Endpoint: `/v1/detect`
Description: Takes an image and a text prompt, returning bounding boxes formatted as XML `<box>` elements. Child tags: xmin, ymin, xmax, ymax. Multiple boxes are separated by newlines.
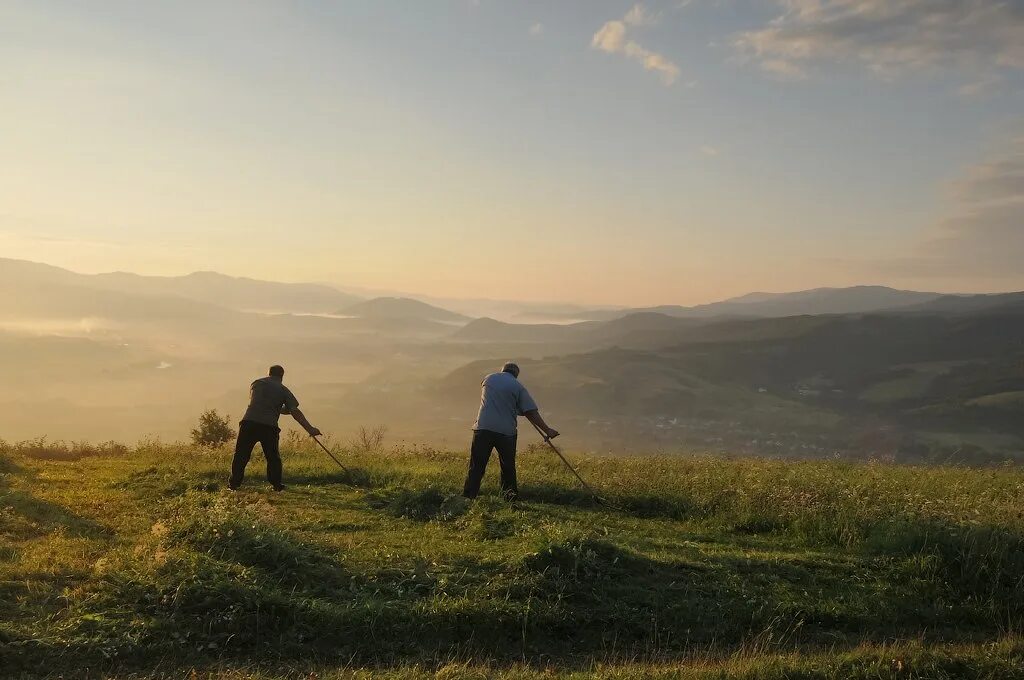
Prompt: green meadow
<box><xmin>2</xmin><ymin>436</ymin><xmax>1023</xmax><ymax>679</ymax></box>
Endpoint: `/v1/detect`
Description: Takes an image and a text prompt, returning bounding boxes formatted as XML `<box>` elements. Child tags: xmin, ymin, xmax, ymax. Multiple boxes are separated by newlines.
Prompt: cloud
<box><xmin>699</xmin><ymin>145</ymin><xmax>720</xmax><ymax>156</ymax></box>
<box><xmin>854</xmin><ymin>130</ymin><xmax>1024</xmax><ymax>280</ymax></box>
<box><xmin>735</xmin><ymin>0</ymin><xmax>1024</xmax><ymax>83</ymax></box>
<box><xmin>529</xmin><ymin>22</ymin><xmax>544</xmax><ymax>37</ymax></box>
<box><xmin>957</xmin><ymin>73</ymin><xmax>1004</xmax><ymax>98</ymax></box>
<box><xmin>759</xmin><ymin>58</ymin><xmax>808</xmax><ymax>80</ymax></box>
<box><xmin>624</xmin><ymin>4</ymin><xmax>659</xmax><ymax>26</ymax></box>
<box><xmin>592</xmin><ymin>5</ymin><xmax>681</xmax><ymax>85</ymax></box>
<box><xmin>593</xmin><ymin>20</ymin><xmax>628</xmax><ymax>52</ymax></box>
<box><xmin>923</xmin><ymin>133</ymin><xmax>1024</xmax><ymax>273</ymax></box>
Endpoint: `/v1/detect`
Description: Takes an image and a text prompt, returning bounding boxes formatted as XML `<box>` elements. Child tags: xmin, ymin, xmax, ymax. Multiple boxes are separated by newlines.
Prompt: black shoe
<box><xmin>227</xmin><ymin>482</ymin><xmax>240</xmax><ymax>491</ymax></box>
<box><xmin>272</xmin><ymin>484</ymin><xmax>286</xmax><ymax>492</ymax></box>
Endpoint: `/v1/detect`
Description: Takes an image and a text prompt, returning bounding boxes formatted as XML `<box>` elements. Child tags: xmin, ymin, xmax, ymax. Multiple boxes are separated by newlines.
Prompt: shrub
<box><xmin>350</xmin><ymin>424</ymin><xmax>388</xmax><ymax>453</ymax></box>
<box><xmin>190</xmin><ymin>410</ymin><xmax>233</xmax><ymax>448</ymax></box>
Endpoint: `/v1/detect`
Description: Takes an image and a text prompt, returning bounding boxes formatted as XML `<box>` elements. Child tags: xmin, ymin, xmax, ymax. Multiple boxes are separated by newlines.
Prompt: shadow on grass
<box><xmin>365</xmin><ymin>486</ymin><xmax>471</xmax><ymax>522</ymax></box>
<box><xmin>284</xmin><ymin>467</ymin><xmax>376</xmax><ymax>488</ymax></box>
<box><xmin>0</xmin><ymin>452</ymin><xmax>21</xmax><ymax>475</ymax></box>
<box><xmin>518</xmin><ymin>482</ymin><xmax>694</xmax><ymax>521</ymax></box>
<box><xmin>115</xmin><ymin>465</ymin><xmax>193</xmax><ymax>497</ymax></box>
<box><xmin>0</xmin><ymin>490</ymin><xmax>113</xmax><ymax>540</ymax></box>
<box><xmin>1</xmin><ymin>459</ymin><xmax>110</xmax><ymax>540</ymax></box>
<box><xmin>121</xmin><ymin>463</ymin><xmax>377</xmax><ymax>498</ymax></box>
<box><xmin>12</xmin><ymin>514</ymin><xmax>1024</xmax><ymax>676</ymax></box>
<box><xmin>862</xmin><ymin>518</ymin><xmax>1024</xmax><ymax>611</ymax></box>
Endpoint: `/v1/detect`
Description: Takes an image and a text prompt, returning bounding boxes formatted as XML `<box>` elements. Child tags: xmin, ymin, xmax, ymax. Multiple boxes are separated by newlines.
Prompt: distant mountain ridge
<box><xmin>7</xmin><ymin>257</ymin><xmax>1024</xmax><ymax>332</ymax></box>
<box><xmin>435</xmin><ymin>300</ymin><xmax>1024</xmax><ymax>458</ymax></box>
<box><xmin>0</xmin><ymin>258</ymin><xmax>362</xmax><ymax>314</ymax></box>
<box><xmin>452</xmin><ymin>312</ymin><xmax>710</xmax><ymax>348</ymax></box>
<box><xmin>0</xmin><ymin>259</ymin><xmax>241</xmax><ymax>324</ymax></box>
<box><xmin>5</xmin><ymin>256</ymin><xmax>1024</xmax><ymax>457</ymax></box>
<box><xmin>92</xmin><ymin>270</ymin><xmax>362</xmax><ymax>313</ymax></box>
<box><xmin>908</xmin><ymin>291</ymin><xmax>1024</xmax><ymax>315</ymax></box>
<box><xmin>561</xmin><ymin>286</ymin><xmax>949</xmax><ymax>322</ymax></box>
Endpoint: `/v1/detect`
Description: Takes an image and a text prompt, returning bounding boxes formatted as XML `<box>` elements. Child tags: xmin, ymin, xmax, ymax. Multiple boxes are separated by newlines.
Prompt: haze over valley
<box><xmin>4</xmin><ymin>257</ymin><xmax>1021</xmax><ymax>464</ymax></box>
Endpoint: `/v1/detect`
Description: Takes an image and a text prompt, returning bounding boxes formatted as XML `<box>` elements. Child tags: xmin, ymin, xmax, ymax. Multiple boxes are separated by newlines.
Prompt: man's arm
<box><xmin>523</xmin><ymin>410</ymin><xmax>559</xmax><ymax>439</ymax></box>
<box><xmin>289</xmin><ymin>407</ymin><xmax>322</xmax><ymax>437</ymax></box>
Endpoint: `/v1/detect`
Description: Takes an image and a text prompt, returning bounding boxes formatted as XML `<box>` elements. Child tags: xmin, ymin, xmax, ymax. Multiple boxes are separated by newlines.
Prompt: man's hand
<box><xmin>524</xmin><ymin>410</ymin><xmax>559</xmax><ymax>441</ymax></box>
<box><xmin>290</xmin><ymin>407</ymin><xmax>320</xmax><ymax>438</ymax></box>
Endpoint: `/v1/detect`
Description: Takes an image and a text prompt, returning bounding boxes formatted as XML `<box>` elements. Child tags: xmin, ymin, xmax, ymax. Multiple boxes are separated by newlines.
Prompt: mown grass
<box><xmin>1</xmin><ymin>435</ymin><xmax>1023</xmax><ymax>678</ymax></box>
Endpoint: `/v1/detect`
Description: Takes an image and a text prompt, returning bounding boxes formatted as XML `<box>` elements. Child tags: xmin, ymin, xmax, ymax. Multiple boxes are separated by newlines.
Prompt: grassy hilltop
<box><xmin>2</xmin><ymin>437</ymin><xmax>1024</xmax><ymax>678</ymax></box>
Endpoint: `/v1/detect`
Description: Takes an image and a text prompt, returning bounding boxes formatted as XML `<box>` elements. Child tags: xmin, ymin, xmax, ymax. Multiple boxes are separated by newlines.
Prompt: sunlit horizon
<box><xmin>6</xmin><ymin>252</ymin><xmax>1024</xmax><ymax>311</ymax></box>
<box><xmin>3</xmin><ymin>1</ymin><xmax>1022</xmax><ymax>306</ymax></box>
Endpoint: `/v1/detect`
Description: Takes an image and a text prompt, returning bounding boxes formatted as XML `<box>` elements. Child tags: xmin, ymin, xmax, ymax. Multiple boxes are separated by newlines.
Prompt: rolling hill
<box><xmin>5</xmin><ymin>256</ymin><xmax>1024</xmax><ymax>458</ymax></box>
<box><xmin>910</xmin><ymin>291</ymin><xmax>1024</xmax><ymax>315</ymax></box>
<box><xmin>452</xmin><ymin>317</ymin><xmax>587</xmax><ymax>344</ymax></box>
<box><xmin>91</xmin><ymin>270</ymin><xmax>362</xmax><ymax>313</ymax></box>
<box><xmin>451</xmin><ymin>312</ymin><xmax>710</xmax><ymax>348</ymax></box>
<box><xmin>0</xmin><ymin>258</ymin><xmax>361</xmax><ymax>315</ymax></box>
<box><xmin>570</xmin><ymin>286</ymin><xmax>947</xmax><ymax>322</ymax></box>
<box><xmin>339</xmin><ymin>296</ymin><xmax>472</xmax><ymax>324</ymax></box>
<box><xmin>0</xmin><ymin>259</ymin><xmax>465</xmax><ymax>346</ymax></box>
<box><xmin>0</xmin><ymin>273</ymin><xmax>245</xmax><ymax>342</ymax></box>
<box><xmin>432</xmin><ymin>301</ymin><xmax>1024</xmax><ymax>460</ymax></box>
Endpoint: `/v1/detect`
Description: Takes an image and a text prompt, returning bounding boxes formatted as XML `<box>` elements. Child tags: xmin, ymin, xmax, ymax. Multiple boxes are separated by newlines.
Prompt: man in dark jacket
<box><xmin>462</xmin><ymin>362</ymin><xmax>559</xmax><ymax>501</ymax></box>
<box><xmin>228</xmin><ymin>364</ymin><xmax>320</xmax><ymax>491</ymax></box>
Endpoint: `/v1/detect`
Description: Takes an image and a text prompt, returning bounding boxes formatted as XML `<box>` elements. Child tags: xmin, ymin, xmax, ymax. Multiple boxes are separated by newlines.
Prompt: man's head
<box><xmin>501</xmin><ymin>362</ymin><xmax>520</xmax><ymax>379</ymax></box>
<box><xmin>269</xmin><ymin>365</ymin><xmax>285</xmax><ymax>380</ymax></box>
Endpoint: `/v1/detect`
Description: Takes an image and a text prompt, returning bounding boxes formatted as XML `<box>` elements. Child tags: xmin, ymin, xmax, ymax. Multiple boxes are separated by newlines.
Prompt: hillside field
<box><xmin>2</xmin><ymin>437</ymin><xmax>1024</xmax><ymax>678</ymax></box>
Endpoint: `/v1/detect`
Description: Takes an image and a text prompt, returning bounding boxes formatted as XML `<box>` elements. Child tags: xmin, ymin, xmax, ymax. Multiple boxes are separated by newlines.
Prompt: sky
<box><xmin>2</xmin><ymin>0</ymin><xmax>1023</xmax><ymax>306</ymax></box>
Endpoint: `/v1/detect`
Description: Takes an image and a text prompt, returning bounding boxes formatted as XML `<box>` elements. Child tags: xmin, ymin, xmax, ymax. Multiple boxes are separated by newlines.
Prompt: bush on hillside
<box><xmin>190</xmin><ymin>410</ymin><xmax>233</xmax><ymax>448</ymax></box>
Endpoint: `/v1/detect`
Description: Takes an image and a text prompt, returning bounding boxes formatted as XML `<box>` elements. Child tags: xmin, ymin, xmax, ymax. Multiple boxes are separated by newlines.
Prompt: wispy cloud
<box><xmin>849</xmin><ymin>128</ymin><xmax>1024</xmax><ymax>279</ymax></box>
<box><xmin>592</xmin><ymin>4</ymin><xmax>681</xmax><ymax>85</ymax></box>
<box><xmin>528</xmin><ymin>22</ymin><xmax>544</xmax><ymax>38</ymax></box>
<box><xmin>734</xmin><ymin>0</ymin><xmax>1024</xmax><ymax>84</ymax></box>
<box><xmin>926</xmin><ymin>132</ymin><xmax>1024</xmax><ymax>273</ymax></box>
<box><xmin>957</xmin><ymin>74</ymin><xmax>1004</xmax><ymax>98</ymax></box>
<box><xmin>759</xmin><ymin>58</ymin><xmax>808</xmax><ymax>81</ymax></box>
<box><xmin>624</xmin><ymin>3</ymin><xmax>659</xmax><ymax>27</ymax></box>
<box><xmin>699</xmin><ymin>145</ymin><xmax>720</xmax><ymax>157</ymax></box>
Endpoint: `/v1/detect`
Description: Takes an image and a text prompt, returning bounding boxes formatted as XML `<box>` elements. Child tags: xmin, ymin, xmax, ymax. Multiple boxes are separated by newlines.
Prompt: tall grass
<box><xmin>2</xmin><ymin>437</ymin><xmax>1023</xmax><ymax>678</ymax></box>
<box><xmin>0</xmin><ymin>436</ymin><xmax>129</xmax><ymax>461</ymax></box>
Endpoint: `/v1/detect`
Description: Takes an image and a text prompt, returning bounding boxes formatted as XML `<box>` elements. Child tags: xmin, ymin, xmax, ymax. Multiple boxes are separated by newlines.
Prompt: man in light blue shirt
<box><xmin>462</xmin><ymin>362</ymin><xmax>559</xmax><ymax>501</ymax></box>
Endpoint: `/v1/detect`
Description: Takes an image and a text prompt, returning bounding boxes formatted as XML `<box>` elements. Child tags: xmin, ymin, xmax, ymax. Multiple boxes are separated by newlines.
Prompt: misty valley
<box><xmin>4</xmin><ymin>257</ymin><xmax>1022</xmax><ymax>466</ymax></box>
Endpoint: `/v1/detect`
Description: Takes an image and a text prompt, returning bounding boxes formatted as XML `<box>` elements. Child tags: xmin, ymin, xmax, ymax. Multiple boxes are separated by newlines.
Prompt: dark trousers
<box><xmin>462</xmin><ymin>429</ymin><xmax>518</xmax><ymax>500</ymax></box>
<box><xmin>229</xmin><ymin>420</ymin><xmax>282</xmax><ymax>488</ymax></box>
